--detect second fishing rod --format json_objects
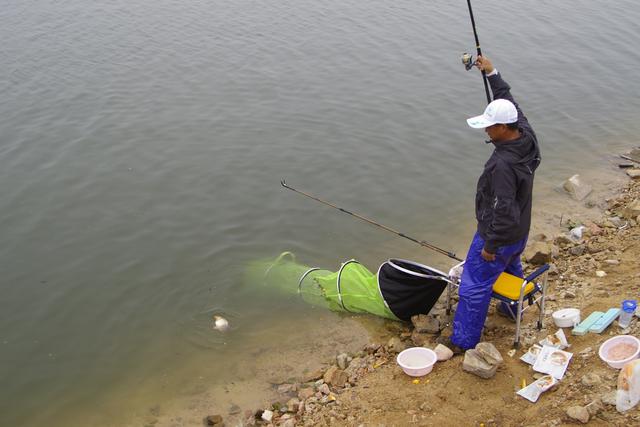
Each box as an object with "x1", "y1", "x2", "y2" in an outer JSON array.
[{"x1": 281, "y1": 180, "x2": 462, "y2": 262}]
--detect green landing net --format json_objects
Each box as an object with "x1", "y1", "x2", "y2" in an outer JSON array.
[{"x1": 245, "y1": 252, "x2": 450, "y2": 321}]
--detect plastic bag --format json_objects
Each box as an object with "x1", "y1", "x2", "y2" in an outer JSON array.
[{"x1": 617, "y1": 359, "x2": 640, "y2": 412}]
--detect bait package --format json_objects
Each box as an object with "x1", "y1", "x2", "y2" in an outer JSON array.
[
  {"x1": 516, "y1": 374, "x2": 558, "y2": 403},
  {"x1": 533, "y1": 345, "x2": 573, "y2": 380}
]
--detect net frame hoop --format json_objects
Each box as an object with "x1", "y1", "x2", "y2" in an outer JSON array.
[
  {"x1": 297, "y1": 267, "x2": 321, "y2": 293},
  {"x1": 386, "y1": 258, "x2": 452, "y2": 283},
  {"x1": 336, "y1": 259, "x2": 360, "y2": 312}
]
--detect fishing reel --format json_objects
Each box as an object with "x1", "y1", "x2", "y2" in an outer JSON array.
[{"x1": 461, "y1": 52, "x2": 476, "y2": 71}]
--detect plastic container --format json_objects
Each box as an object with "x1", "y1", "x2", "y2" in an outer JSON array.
[
  {"x1": 552, "y1": 308, "x2": 581, "y2": 328},
  {"x1": 396, "y1": 347, "x2": 437, "y2": 377},
  {"x1": 598, "y1": 335, "x2": 640, "y2": 369},
  {"x1": 619, "y1": 300, "x2": 637, "y2": 328}
]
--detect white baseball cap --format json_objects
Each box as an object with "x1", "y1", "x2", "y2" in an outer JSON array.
[{"x1": 467, "y1": 98, "x2": 518, "y2": 129}]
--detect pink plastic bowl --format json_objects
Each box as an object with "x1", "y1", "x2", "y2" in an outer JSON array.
[
  {"x1": 598, "y1": 335, "x2": 640, "y2": 369},
  {"x1": 396, "y1": 347, "x2": 437, "y2": 377}
]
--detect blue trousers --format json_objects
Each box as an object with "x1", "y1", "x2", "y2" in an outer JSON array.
[{"x1": 450, "y1": 232, "x2": 528, "y2": 350}]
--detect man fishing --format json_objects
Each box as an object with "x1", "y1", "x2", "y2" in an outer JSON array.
[{"x1": 443, "y1": 55, "x2": 541, "y2": 352}]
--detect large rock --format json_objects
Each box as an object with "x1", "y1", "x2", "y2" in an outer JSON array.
[
  {"x1": 563, "y1": 174, "x2": 593, "y2": 200},
  {"x1": 524, "y1": 241, "x2": 552, "y2": 265},
  {"x1": 411, "y1": 314, "x2": 441, "y2": 334},
  {"x1": 623, "y1": 199, "x2": 640, "y2": 219},
  {"x1": 566, "y1": 405, "x2": 590, "y2": 424},
  {"x1": 462, "y1": 349, "x2": 498, "y2": 379},
  {"x1": 434, "y1": 344, "x2": 454, "y2": 361},
  {"x1": 475, "y1": 342, "x2": 504, "y2": 366},
  {"x1": 323, "y1": 366, "x2": 348, "y2": 387}
]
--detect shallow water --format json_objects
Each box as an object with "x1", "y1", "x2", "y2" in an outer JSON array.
[{"x1": 1, "y1": 1, "x2": 640, "y2": 425}]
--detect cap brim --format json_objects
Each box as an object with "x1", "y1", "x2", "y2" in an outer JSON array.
[{"x1": 466, "y1": 114, "x2": 495, "y2": 129}]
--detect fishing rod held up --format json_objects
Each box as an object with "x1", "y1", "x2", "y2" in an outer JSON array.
[
  {"x1": 464, "y1": 0, "x2": 492, "y2": 105},
  {"x1": 280, "y1": 179, "x2": 462, "y2": 262}
]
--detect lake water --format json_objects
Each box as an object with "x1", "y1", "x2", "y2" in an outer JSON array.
[{"x1": 1, "y1": 1, "x2": 639, "y2": 425}]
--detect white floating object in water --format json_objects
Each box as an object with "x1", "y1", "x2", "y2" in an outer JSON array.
[{"x1": 213, "y1": 315, "x2": 229, "y2": 332}]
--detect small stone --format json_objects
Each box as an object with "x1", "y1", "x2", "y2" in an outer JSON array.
[
  {"x1": 411, "y1": 314, "x2": 441, "y2": 334},
  {"x1": 261, "y1": 410, "x2": 273, "y2": 422},
  {"x1": 569, "y1": 244, "x2": 586, "y2": 256},
  {"x1": 601, "y1": 391, "x2": 617, "y2": 406},
  {"x1": 623, "y1": 199, "x2": 640, "y2": 219},
  {"x1": 596, "y1": 270, "x2": 607, "y2": 278},
  {"x1": 318, "y1": 383, "x2": 330, "y2": 395},
  {"x1": 323, "y1": 366, "x2": 348, "y2": 388},
  {"x1": 554, "y1": 234, "x2": 573, "y2": 246},
  {"x1": 626, "y1": 169, "x2": 640, "y2": 178},
  {"x1": 462, "y1": 349, "x2": 498, "y2": 379},
  {"x1": 524, "y1": 241, "x2": 552, "y2": 265},
  {"x1": 281, "y1": 419, "x2": 295, "y2": 427},
  {"x1": 475, "y1": 342, "x2": 504, "y2": 366},
  {"x1": 434, "y1": 344, "x2": 454, "y2": 361},
  {"x1": 411, "y1": 330, "x2": 433, "y2": 347},
  {"x1": 419, "y1": 402, "x2": 432, "y2": 412},
  {"x1": 563, "y1": 291, "x2": 576, "y2": 299},
  {"x1": 336, "y1": 353, "x2": 348, "y2": 370},
  {"x1": 298, "y1": 388, "x2": 314, "y2": 400},
  {"x1": 277, "y1": 384, "x2": 296, "y2": 394},
  {"x1": 581, "y1": 373, "x2": 602, "y2": 386},
  {"x1": 578, "y1": 347, "x2": 593, "y2": 355},
  {"x1": 286, "y1": 398, "x2": 300, "y2": 413},
  {"x1": 604, "y1": 259, "x2": 620, "y2": 265},
  {"x1": 205, "y1": 415, "x2": 224, "y2": 426},
  {"x1": 566, "y1": 406, "x2": 589, "y2": 424},
  {"x1": 585, "y1": 399, "x2": 603, "y2": 417},
  {"x1": 387, "y1": 337, "x2": 407, "y2": 353}
]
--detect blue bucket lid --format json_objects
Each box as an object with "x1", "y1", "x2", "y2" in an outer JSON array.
[{"x1": 622, "y1": 300, "x2": 637, "y2": 312}]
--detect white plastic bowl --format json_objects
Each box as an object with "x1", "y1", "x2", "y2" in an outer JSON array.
[
  {"x1": 396, "y1": 347, "x2": 437, "y2": 377},
  {"x1": 552, "y1": 308, "x2": 581, "y2": 328},
  {"x1": 599, "y1": 335, "x2": 640, "y2": 369}
]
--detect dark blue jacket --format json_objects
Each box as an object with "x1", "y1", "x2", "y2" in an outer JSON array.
[{"x1": 476, "y1": 72, "x2": 541, "y2": 253}]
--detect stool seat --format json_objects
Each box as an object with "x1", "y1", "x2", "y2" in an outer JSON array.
[{"x1": 492, "y1": 272, "x2": 534, "y2": 301}]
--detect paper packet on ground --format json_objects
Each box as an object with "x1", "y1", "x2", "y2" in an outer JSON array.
[
  {"x1": 516, "y1": 375, "x2": 558, "y2": 403},
  {"x1": 520, "y1": 344, "x2": 543, "y2": 366},
  {"x1": 533, "y1": 345, "x2": 573, "y2": 380},
  {"x1": 539, "y1": 329, "x2": 569, "y2": 349},
  {"x1": 617, "y1": 359, "x2": 640, "y2": 412}
]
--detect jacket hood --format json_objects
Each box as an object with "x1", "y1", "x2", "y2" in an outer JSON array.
[{"x1": 492, "y1": 128, "x2": 541, "y2": 175}]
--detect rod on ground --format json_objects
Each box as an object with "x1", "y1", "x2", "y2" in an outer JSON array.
[
  {"x1": 466, "y1": 0, "x2": 491, "y2": 105},
  {"x1": 281, "y1": 180, "x2": 462, "y2": 262}
]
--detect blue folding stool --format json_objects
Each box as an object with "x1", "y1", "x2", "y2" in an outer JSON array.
[{"x1": 447, "y1": 262, "x2": 550, "y2": 348}]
